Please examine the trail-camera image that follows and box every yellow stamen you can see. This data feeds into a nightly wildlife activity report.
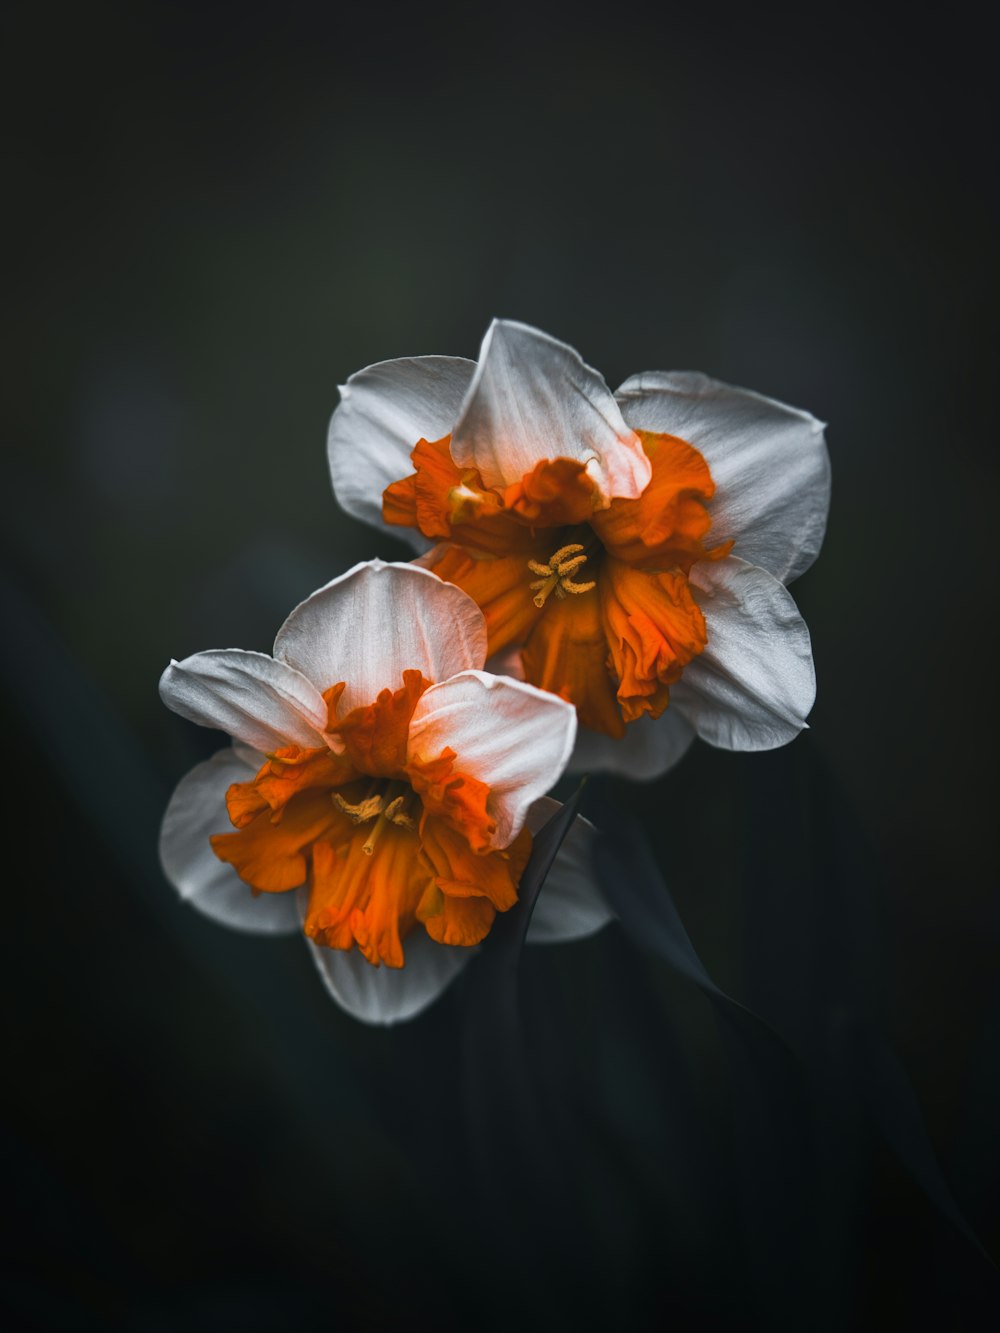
[549,543,586,568]
[331,792,385,823]
[530,573,561,608]
[527,541,597,607]
[353,781,419,854]
[383,794,417,831]
[362,818,389,856]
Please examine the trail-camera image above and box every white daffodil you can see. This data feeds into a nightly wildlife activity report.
[159,560,610,1025]
[328,320,830,779]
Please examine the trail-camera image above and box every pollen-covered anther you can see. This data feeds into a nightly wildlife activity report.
[527,542,597,608]
[331,792,385,823]
[382,795,417,830]
[340,781,420,855]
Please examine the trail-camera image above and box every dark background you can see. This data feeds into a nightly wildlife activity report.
[3,3,997,1329]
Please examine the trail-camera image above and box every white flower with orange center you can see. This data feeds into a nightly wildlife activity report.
[158,560,609,1024]
[329,320,830,778]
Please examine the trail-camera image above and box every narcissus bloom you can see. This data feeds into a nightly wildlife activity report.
[159,560,609,1024]
[329,321,830,778]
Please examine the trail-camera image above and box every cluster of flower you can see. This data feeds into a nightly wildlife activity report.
[160,321,830,1024]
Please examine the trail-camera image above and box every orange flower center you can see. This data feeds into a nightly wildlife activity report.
[382,432,733,736]
[209,670,532,967]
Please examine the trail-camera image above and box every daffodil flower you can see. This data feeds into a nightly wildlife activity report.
[328,320,830,778]
[159,560,609,1024]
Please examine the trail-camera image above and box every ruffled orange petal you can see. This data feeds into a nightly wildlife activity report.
[600,558,707,723]
[322,682,346,729]
[382,435,457,539]
[211,790,342,894]
[501,457,601,527]
[223,780,270,829]
[383,435,531,556]
[406,748,496,852]
[429,545,544,658]
[304,821,431,968]
[419,815,532,913]
[418,889,497,948]
[592,430,730,571]
[227,746,357,826]
[520,584,625,738]
[330,669,431,777]
[302,837,359,952]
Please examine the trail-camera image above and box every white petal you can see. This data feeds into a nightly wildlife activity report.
[569,707,696,780]
[159,650,330,752]
[327,355,476,551]
[408,670,577,847]
[301,902,472,1025]
[231,740,264,767]
[451,320,651,501]
[616,371,830,583]
[159,747,300,934]
[523,799,613,944]
[671,557,816,751]
[272,560,487,708]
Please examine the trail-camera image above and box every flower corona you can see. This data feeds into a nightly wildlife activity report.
[210,669,533,966]
[383,428,732,738]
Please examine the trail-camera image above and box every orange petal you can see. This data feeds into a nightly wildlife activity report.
[304,821,431,968]
[501,457,601,527]
[592,430,730,571]
[600,558,707,723]
[520,583,626,738]
[301,836,363,952]
[406,748,496,852]
[223,780,269,829]
[331,669,432,777]
[430,545,544,658]
[210,789,341,893]
[383,435,529,556]
[418,887,497,948]
[322,682,347,730]
[418,816,531,912]
[227,745,357,825]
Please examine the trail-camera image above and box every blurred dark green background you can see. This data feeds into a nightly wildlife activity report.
[3,3,997,1329]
